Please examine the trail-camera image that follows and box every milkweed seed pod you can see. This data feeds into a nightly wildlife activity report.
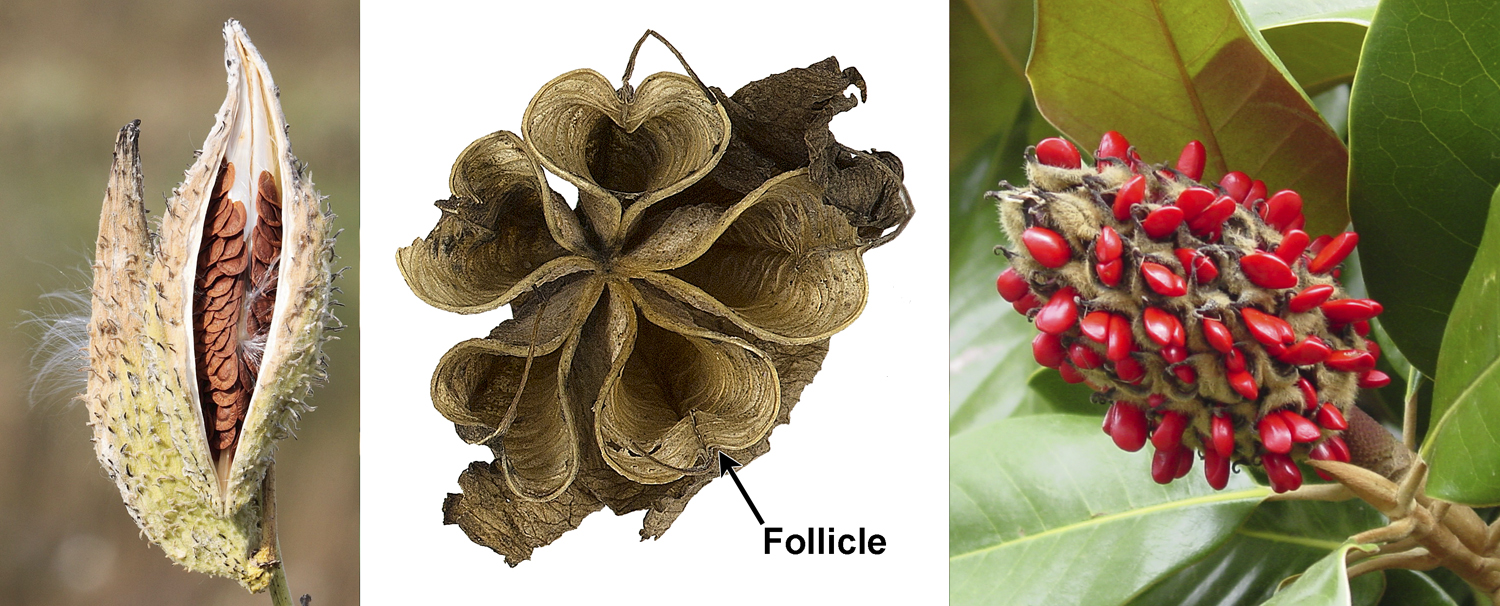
[86,21,337,591]
[990,132,1382,494]
[398,31,911,564]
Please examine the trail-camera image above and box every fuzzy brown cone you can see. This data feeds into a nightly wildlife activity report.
[398,39,911,565]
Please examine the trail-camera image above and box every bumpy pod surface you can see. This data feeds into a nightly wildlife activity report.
[398,36,911,565]
[991,133,1382,493]
[86,21,337,591]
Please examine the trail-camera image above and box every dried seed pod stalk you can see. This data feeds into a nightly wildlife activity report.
[399,31,911,564]
[991,132,1382,493]
[86,21,337,591]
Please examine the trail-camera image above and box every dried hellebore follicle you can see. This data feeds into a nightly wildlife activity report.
[398,31,911,565]
[991,132,1381,494]
[86,21,337,592]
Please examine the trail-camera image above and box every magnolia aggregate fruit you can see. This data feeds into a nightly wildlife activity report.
[990,131,1383,493]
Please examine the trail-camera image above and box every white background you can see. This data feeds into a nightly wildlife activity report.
[361,1,947,602]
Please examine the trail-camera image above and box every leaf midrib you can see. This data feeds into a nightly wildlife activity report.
[949,487,1269,561]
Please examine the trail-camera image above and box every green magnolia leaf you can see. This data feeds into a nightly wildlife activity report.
[1243,0,1375,94]
[1129,500,1387,606]
[1260,23,1367,97]
[1262,542,1378,605]
[951,415,1267,605]
[1379,570,1462,606]
[950,104,1062,434]
[1240,0,1378,28]
[951,0,1034,167]
[1023,367,1102,416]
[1243,0,1377,98]
[1424,185,1500,506]
[1027,0,1349,236]
[1347,0,1500,374]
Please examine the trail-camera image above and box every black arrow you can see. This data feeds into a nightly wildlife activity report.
[718,452,764,525]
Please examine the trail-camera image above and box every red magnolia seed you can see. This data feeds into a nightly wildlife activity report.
[1188,196,1236,235]
[1173,365,1197,383]
[1279,410,1322,443]
[1275,230,1310,264]
[1035,287,1079,334]
[1161,345,1188,364]
[1353,320,1372,336]
[1367,341,1382,359]
[1013,292,1040,314]
[1288,285,1336,313]
[1325,349,1376,373]
[1310,437,1350,480]
[1069,343,1103,370]
[1315,402,1348,431]
[1177,140,1206,181]
[1143,307,1179,347]
[1141,206,1185,239]
[1175,248,1219,283]
[1103,401,1120,434]
[996,268,1030,302]
[1264,190,1303,231]
[1107,314,1134,361]
[1113,175,1147,222]
[1023,227,1072,268]
[1175,187,1216,221]
[1360,370,1391,389]
[1309,232,1358,274]
[1224,347,1247,372]
[1263,452,1303,493]
[1279,336,1331,366]
[1081,311,1112,343]
[1247,180,1267,205]
[1241,308,1294,346]
[1259,413,1292,453]
[1036,137,1082,169]
[1097,259,1123,286]
[1151,446,1180,484]
[1110,402,1148,451]
[1203,318,1234,353]
[1148,394,1167,408]
[1228,369,1259,400]
[1096,226,1122,262]
[1096,131,1130,167]
[1032,333,1066,368]
[1219,171,1251,203]
[1058,362,1086,384]
[1326,435,1351,462]
[1212,413,1235,458]
[1321,299,1380,323]
[1308,234,1332,256]
[1152,410,1188,451]
[1297,378,1319,411]
[1173,444,1194,479]
[1240,252,1298,289]
[1115,357,1145,383]
[1204,444,1230,489]
[1141,262,1188,296]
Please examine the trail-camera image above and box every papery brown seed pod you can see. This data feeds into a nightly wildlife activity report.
[398,31,911,565]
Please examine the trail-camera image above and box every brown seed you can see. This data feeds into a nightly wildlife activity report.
[216,201,247,237]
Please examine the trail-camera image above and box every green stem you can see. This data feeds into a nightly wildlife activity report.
[262,464,296,606]
[269,555,292,606]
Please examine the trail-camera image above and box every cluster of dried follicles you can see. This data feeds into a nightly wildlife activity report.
[193,160,282,464]
[990,132,1390,493]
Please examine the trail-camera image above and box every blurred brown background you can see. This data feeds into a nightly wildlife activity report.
[0,1,358,604]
